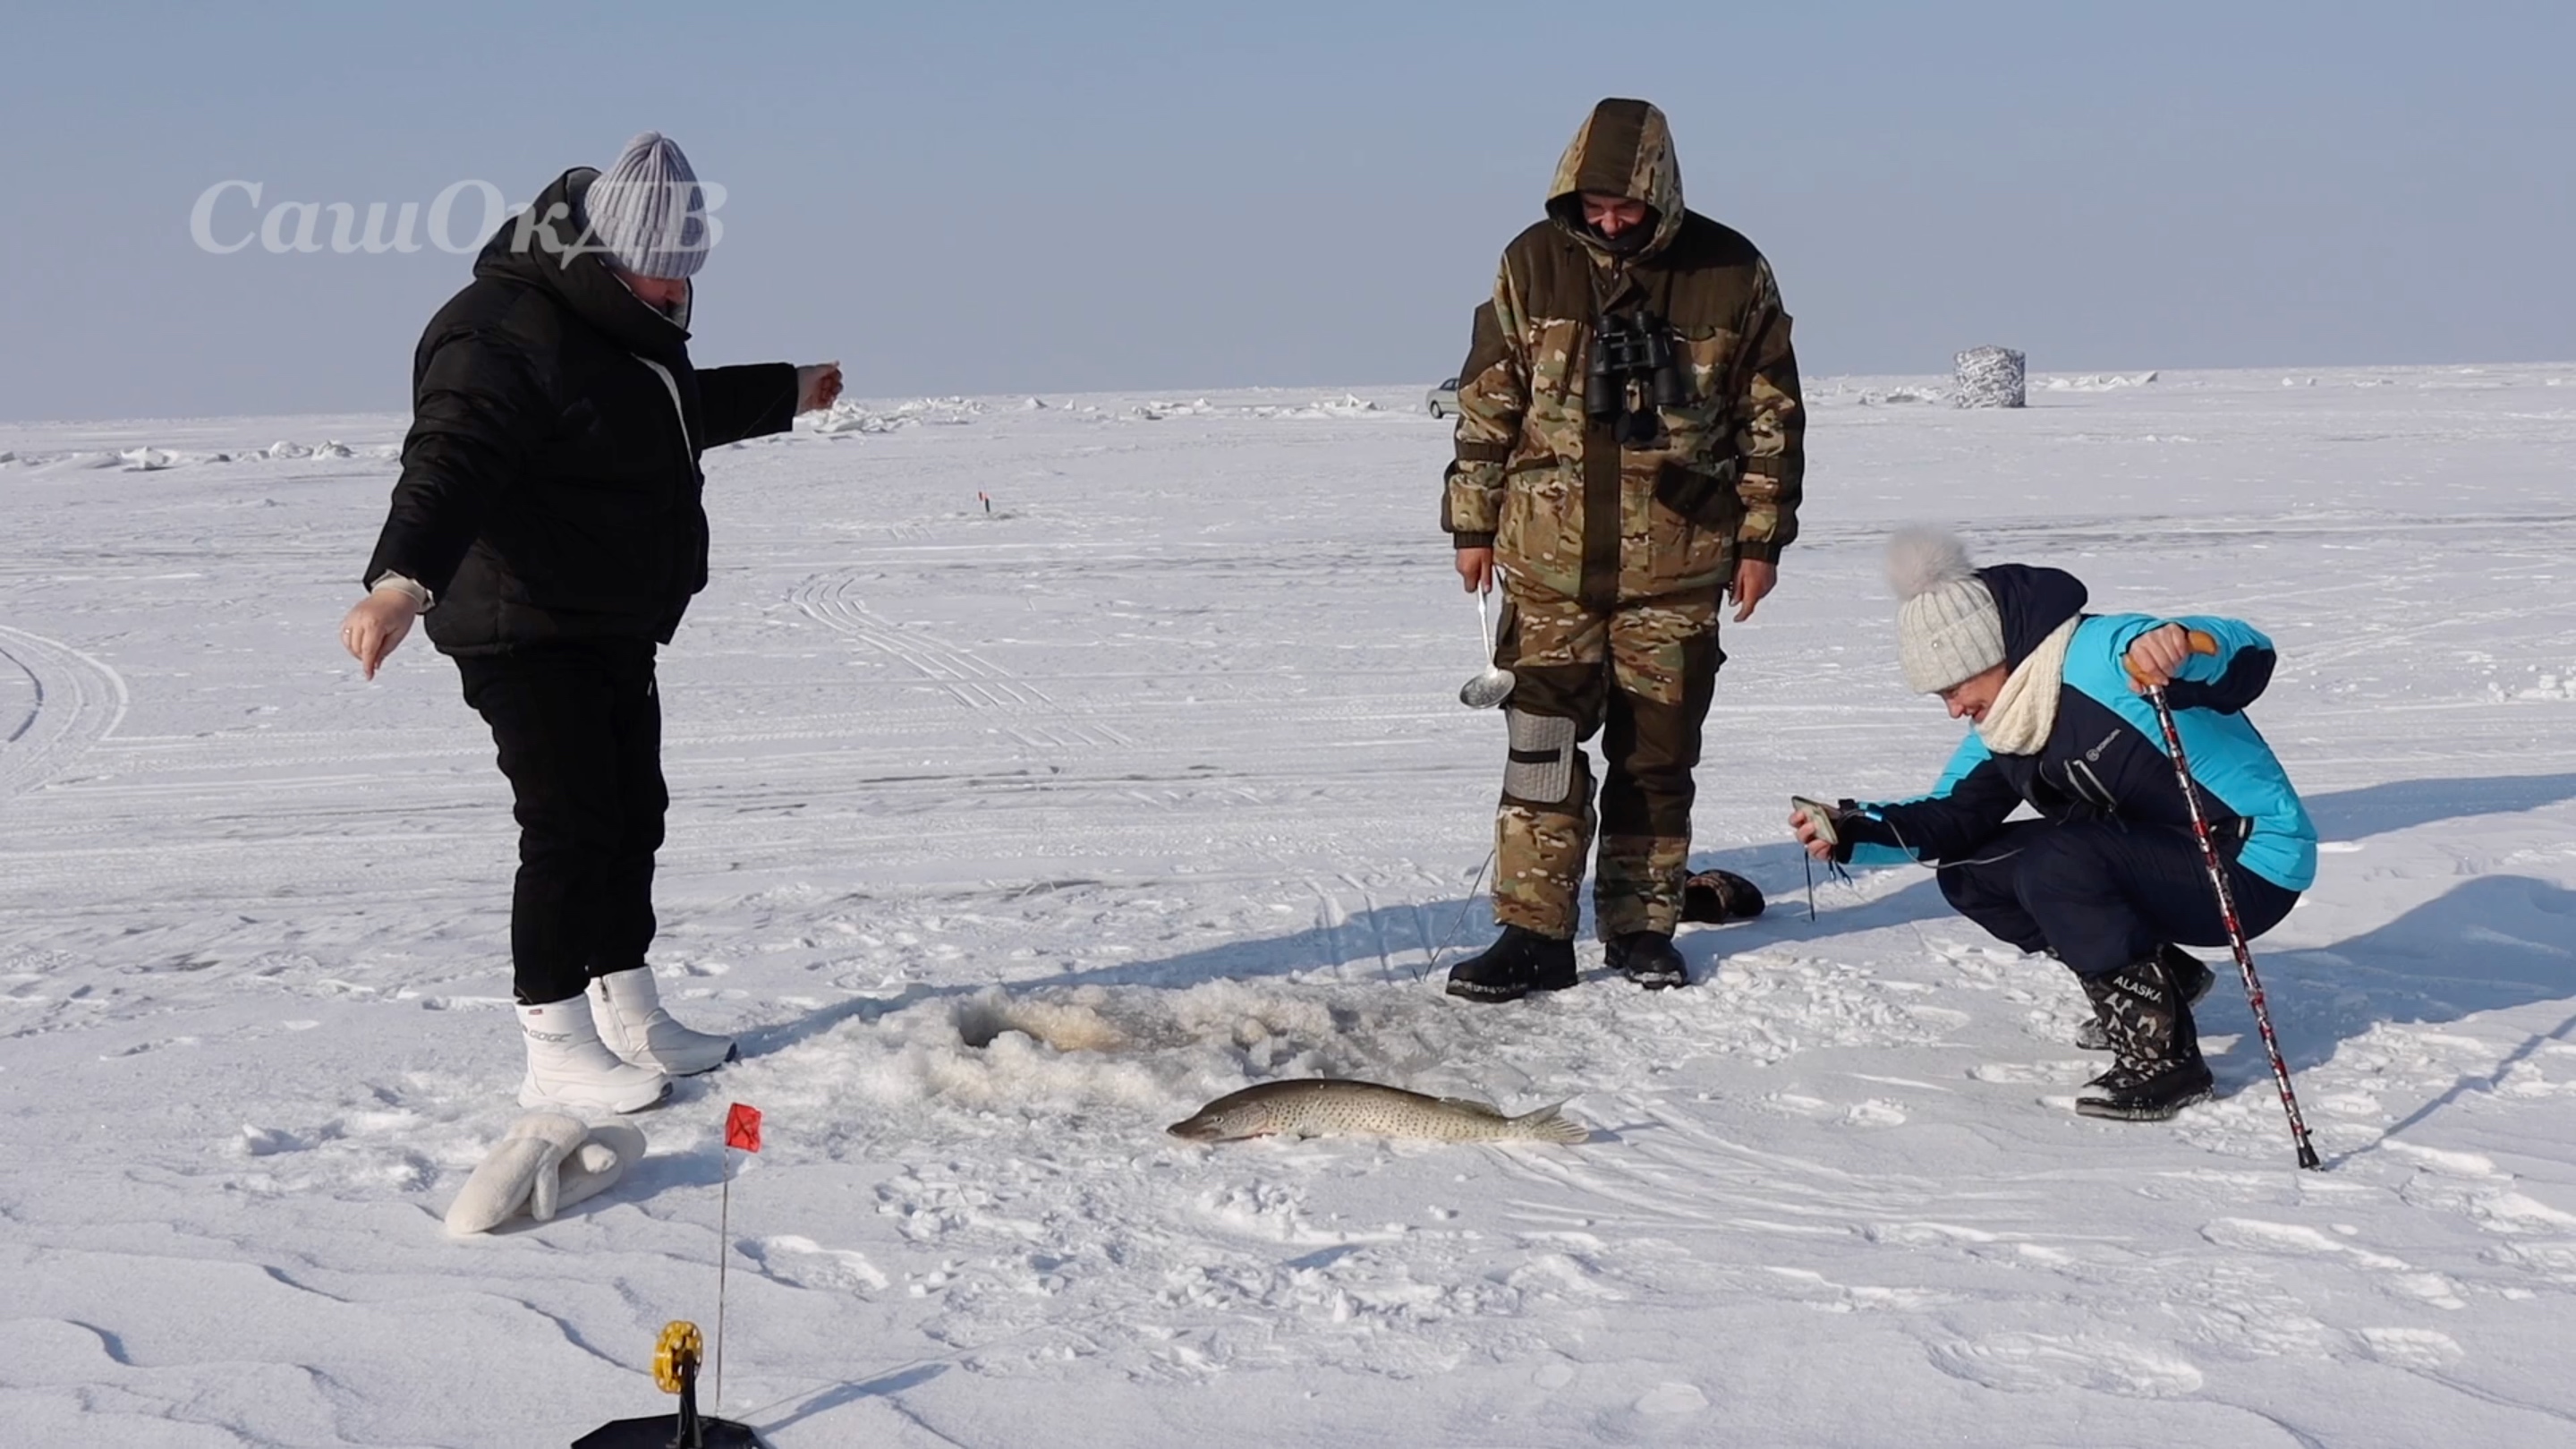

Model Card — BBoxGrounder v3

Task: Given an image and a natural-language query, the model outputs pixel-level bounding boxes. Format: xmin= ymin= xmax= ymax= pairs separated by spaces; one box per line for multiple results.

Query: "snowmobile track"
xmin=790 ymin=572 xmax=1137 ymax=750
xmin=0 ymin=625 xmax=127 ymax=800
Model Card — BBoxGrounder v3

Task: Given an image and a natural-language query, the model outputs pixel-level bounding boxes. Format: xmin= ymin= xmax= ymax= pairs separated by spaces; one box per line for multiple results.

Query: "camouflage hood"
xmin=1544 ymin=98 xmax=1687 ymax=262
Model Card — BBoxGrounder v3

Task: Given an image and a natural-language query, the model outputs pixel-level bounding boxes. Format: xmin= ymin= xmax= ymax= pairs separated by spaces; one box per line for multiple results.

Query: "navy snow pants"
xmin=1934 ymin=819 xmax=2300 ymax=978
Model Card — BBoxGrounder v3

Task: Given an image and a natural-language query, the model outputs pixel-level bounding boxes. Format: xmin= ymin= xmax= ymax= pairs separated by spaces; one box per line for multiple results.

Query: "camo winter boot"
xmin=1604 ymin=931 xmax=1688 ymax=990
xmin=1446 ymin=925 xmax=1579 ymax=1004
xmin=2075 ymin=950 xmax=2216 ymax=1121
xmin=2077 ymin=944 xmax=2215 ymax=1051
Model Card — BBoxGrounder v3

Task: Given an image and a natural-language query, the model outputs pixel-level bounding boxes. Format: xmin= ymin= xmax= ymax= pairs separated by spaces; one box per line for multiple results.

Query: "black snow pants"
xmin=455 ymin=640 xmax=666 ymax=1005
xmin=1934 ymin=819 xmax=2300 ymax=978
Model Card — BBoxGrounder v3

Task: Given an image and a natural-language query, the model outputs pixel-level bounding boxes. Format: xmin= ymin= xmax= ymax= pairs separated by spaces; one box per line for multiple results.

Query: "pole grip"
xmin=2126 ymin=626 xmax=2220 ymax=687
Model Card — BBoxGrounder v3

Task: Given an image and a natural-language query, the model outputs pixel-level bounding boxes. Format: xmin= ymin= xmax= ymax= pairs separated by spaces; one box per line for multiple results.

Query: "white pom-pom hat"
xmin=1887 ymin=526 xmax=2006 ymax=693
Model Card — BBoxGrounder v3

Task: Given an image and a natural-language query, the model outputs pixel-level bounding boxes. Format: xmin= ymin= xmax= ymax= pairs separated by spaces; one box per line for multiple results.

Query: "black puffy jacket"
xmin=362 ymin=167 xmax=797 ymax=654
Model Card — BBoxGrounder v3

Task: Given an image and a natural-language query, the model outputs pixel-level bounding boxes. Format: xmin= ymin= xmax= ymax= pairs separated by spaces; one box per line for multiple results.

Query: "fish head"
xmin=1164 ymin=1103 xmax=1271 ymax=1142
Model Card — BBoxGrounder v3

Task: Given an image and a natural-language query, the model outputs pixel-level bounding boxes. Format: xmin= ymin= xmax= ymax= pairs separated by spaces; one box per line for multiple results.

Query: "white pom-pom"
xmin=1885 ymin=527 xmax=1975 ymax=601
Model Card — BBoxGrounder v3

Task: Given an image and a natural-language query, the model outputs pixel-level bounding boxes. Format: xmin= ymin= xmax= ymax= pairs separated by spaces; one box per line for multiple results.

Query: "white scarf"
xmin=1977 ymin=617 xmax=2079 ymax=755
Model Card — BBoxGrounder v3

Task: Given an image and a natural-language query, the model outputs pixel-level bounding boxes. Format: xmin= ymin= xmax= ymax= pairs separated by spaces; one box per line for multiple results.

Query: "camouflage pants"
xmin=1489 ymin=584 xmax=1722 ymax=940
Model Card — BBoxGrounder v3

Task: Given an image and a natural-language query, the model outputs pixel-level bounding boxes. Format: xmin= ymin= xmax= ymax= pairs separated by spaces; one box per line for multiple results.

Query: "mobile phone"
xmin=1790 ymin=795 xmax=1841 ymax=847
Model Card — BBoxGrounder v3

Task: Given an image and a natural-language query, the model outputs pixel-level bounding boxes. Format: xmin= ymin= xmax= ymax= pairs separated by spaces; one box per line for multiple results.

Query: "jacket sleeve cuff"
xmin=1736 ymin=541 xmax=1783 ymax=563
xmin=1450 ymin=532 xmax=1495 ymax=550
xmin=1838 ymin=804 xmax=1900 ymax=854
xmin=366 ymin=571 xmax=435 ymax=612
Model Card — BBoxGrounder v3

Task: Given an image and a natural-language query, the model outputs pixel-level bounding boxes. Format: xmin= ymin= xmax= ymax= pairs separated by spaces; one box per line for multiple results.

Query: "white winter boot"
xmin=588 ymin=967 xmax=738 ymax=1077
xmin=516 ymin=998 xmax=670 ymax=1113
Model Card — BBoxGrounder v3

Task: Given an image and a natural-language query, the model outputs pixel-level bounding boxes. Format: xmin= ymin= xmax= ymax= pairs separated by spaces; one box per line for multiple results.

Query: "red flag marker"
xmin=710 ymin=1102 xmax=764 ymax=1411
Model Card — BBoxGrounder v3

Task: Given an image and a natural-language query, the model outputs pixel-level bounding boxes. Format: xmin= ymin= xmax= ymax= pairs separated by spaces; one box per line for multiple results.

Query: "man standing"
xmin=1443 ymin=98 xmax=1804 ymax=1002
xmin=1791 ymin=530 xmax=2317 ymax=1121
xmin=339 ymin=133 xmax=843 ymax=1112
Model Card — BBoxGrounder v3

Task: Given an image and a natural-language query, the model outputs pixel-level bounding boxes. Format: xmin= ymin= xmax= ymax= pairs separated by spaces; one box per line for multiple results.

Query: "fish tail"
xmin=1508 ymin=1101 xmax=1589 ymax=1145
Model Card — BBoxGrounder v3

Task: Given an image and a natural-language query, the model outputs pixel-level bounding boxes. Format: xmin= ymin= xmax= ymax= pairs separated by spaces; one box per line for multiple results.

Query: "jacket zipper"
xmin=2068 ymin=758 xmax=2120 ymax=812
xmin=636 ymin=356 xmax=696 ymax=607
xmin=636 ymin=357 xmax=692 ymax=462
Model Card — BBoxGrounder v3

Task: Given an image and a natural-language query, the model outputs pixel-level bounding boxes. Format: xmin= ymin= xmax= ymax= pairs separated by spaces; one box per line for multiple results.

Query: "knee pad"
xmin=1503 ymin=710 xmax=1579 ymax=805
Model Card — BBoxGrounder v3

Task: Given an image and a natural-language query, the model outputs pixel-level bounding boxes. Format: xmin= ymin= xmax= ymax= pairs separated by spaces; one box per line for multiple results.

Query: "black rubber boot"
xmin=1604 ymin=931 xmax=1688 ymax=990
xmin=2076 ymin=950 xmax=2216 ymax=1121
xmin=1445 ymin=925 xmax=1578 ymax=1003
xmin=2077 ymin=944 xmax=2215 ymax=1051
xmin=1680 ymin=869 xmax=1765 ymax=925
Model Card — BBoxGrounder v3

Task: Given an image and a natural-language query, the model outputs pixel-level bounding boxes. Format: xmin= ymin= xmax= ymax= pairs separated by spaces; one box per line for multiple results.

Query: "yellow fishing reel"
xmin=651 ymin=1321 xmax=704 ymax=1395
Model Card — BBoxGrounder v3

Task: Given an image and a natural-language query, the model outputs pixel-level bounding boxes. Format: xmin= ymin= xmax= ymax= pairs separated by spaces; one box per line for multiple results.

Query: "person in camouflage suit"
xmin=1443 ymin=97 xmax=1804 ymax=1002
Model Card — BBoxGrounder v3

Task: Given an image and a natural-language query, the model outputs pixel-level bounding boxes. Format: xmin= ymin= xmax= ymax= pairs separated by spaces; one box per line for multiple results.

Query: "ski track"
xmin=4 ymin=370 xmax=2576 ymax=1445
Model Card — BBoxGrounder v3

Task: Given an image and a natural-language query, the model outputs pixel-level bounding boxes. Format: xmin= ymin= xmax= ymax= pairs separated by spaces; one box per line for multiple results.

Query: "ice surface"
xmin=4 ymin=366 xmax=2575 ymax=1445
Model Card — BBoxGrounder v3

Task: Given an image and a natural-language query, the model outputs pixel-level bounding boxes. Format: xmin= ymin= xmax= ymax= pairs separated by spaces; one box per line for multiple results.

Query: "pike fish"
xmin=1166 ymin=1078 xmax=1587 ymax=1145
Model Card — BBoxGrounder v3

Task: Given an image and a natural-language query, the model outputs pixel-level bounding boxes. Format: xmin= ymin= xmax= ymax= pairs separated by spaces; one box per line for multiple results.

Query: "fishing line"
xmin=1416 ymin=848 xmax=1497 ymax=982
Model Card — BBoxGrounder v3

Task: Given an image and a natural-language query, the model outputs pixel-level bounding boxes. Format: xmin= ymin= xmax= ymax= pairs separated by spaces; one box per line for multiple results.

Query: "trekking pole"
xmin=2142 ymin=669 xmax=2321 ymax=1171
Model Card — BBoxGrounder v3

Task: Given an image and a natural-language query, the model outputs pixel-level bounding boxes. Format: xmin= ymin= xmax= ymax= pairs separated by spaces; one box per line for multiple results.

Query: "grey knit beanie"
xmin=1888 ymin=527 xmax=2007 ymax=693
xmin=584 ymin=132 xmax=710 ymax=278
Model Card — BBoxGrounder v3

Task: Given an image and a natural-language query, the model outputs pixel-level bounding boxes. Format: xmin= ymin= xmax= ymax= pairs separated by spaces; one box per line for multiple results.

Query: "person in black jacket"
xmin=340 ymin=132 xmax=842 ymax=1112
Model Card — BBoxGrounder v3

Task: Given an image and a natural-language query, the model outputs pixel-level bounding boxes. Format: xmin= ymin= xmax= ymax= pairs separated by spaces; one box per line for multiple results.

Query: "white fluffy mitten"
xmin=445 ymin=1113 xmax=648 ymax=1235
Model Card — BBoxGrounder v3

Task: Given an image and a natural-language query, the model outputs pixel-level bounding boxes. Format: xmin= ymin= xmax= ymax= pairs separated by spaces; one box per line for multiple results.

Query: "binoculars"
xmin=1586 ymin=311 xmax=1688 ymax=444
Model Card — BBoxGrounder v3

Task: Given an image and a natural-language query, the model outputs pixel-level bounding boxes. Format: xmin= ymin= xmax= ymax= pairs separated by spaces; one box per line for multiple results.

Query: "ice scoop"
xmin=1458 ymin=589 xmax=1516 ymax=709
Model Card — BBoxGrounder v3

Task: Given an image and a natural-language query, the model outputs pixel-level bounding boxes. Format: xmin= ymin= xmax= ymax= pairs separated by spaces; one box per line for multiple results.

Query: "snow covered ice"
xmin=4 ymin=367 xmax=2576 ymax=1445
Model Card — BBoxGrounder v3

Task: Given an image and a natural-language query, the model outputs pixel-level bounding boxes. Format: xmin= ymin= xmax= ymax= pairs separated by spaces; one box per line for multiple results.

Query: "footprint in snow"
xmin=1968 ymin=1060 xmax=2091 ymax=1085
xmin=2201 ymin=1218 xmax=2470 ymax=1309
xmin=2384 ymin=1141 xmax=2502 ymax=1178
xmin=742 ymin=1234 xmax=891 ymax=1292
xmin=2357 ymin=1327 xmax=2464 ymax=1369
xmin=1926 ymin=1332 xmax=2203 ymax=1398
xmin=1633 ymin=1382 xmax=1708 ymax=1415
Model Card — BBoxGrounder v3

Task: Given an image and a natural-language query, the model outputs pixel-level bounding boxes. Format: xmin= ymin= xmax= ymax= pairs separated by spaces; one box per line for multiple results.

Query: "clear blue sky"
xmin=3 ymin=0 xmax=2568 ymax=421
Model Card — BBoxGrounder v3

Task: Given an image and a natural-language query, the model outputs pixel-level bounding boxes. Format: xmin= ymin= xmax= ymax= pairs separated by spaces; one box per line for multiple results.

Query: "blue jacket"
xmin=1842 ymin=565 xmax=2317 ymax=892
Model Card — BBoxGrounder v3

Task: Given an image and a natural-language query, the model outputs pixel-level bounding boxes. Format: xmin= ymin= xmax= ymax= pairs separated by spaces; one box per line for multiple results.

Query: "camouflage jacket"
xmin=1441 ymin=98 xmax=1805 ymax=605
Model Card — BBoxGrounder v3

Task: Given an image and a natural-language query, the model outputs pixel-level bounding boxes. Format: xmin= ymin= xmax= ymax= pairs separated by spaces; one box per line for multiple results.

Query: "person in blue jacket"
xmin=1790 ymin=530 xmax=2316 ymax=1121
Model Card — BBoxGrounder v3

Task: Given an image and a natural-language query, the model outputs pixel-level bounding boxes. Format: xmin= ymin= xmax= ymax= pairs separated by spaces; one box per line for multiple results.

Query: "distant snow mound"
xmin=242 ymin=439 xmax=366 ymax=461
xmin=2 ymin=440 xmax=393 ymax=473
xmin=1800 ymin=379 xmax=1951 ymax=407
xmin=1246 ymin=394 xmax=1384 ymax=421
xmin=2040 ymin=371 xmax=2158 ymax=392
xmin=811 ymin=396 xmax=987 ymax=435
xmin=2514 ymin=669 xmax=2576 ymax=702
xmin=1129 ymin=398 xmax=1216 ymax=421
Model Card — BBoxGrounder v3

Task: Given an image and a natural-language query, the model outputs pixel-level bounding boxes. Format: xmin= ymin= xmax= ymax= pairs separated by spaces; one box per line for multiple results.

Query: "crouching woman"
xmin=1793 ymin=531 xmax=2315 ymax=1121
